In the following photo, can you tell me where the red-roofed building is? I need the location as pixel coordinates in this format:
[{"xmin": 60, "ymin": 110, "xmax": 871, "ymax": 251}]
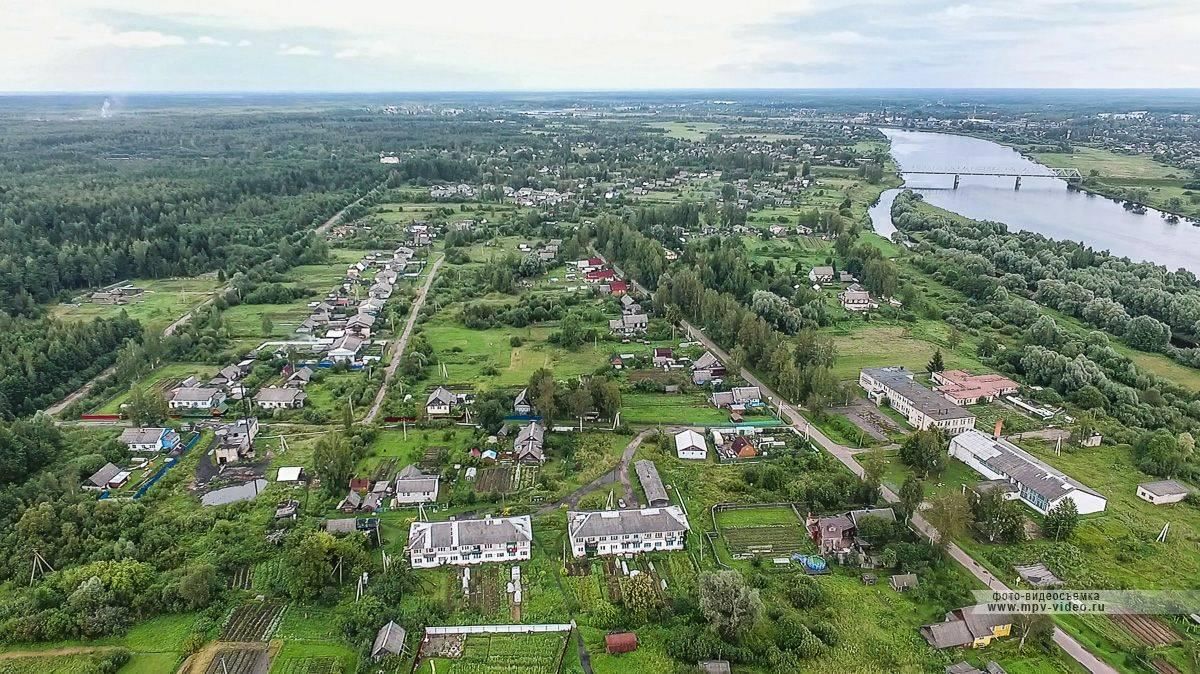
[
  {"xmin": 732, "ymin": 436, "xmax": 757, "ymax": 459},
  {"xmin": 586, "ymin": 269, "xmax": 616, "ymax": 283},
  {"xmin": 932, "ymin": 370, "xmax": 1020, "ymax": 406},
  {"xmin": 608, "ymin": 280, "xmax": 628, "ymax": 295}
]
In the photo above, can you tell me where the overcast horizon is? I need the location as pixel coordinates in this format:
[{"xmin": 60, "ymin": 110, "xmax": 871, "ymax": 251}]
[{"xmin": 2, "ymin": 0, "xmax": 1197, "ymax": 92}]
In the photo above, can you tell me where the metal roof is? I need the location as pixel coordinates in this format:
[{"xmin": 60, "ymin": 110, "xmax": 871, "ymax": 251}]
[
  {"xmin": 567, "ymin": 506, "xmax": 689, "ymax": 539},
  {"xmin": 634, "ymin": 460, "xmax": 668, "ymax": 506}
]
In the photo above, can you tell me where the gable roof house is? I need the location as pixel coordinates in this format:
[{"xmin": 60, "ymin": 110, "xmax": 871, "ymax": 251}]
[
  {"xmin": 426, "ymin": 387, "xmax": 457, "ymax": 417},
  {"xmin": 634, "ymin": 460, "xmax": 670, "ymax": 507},
  {"xmin": 674, "ymin": 429, "xmax": 708, "ymax": 460},
  {"xmin": 652, "ymin": 347, "xmax": 674, "ymax": 367},
  {"xmin": 119, "ymin": 427, "xmax": 180, "ymax": 453},
  {"xmin": 949, "ymin": 430, "xmax": 1107, "ymax": 515},
  {"xmin": 609, "ymin": 313, "xmax": 648, "ymax": 335},
  {"xmin": 407, "ymin": 515, "xmax": 533, "ymax": 568},
  {"xmin": 513, "ymin": 388, "xmax": 532, "ymax": 415},
  {"xmin": 371, "ymin": 621, "xmax": 407, "ymax": 661},
  {"xmin": 286, "ymin": 366, "xmax": 314, "ymax": 388},
  {"xmin": 328, "ymin": 335, "xmax": 365, "ymax": 363},
  {"xmin": 838, "ymin": 284, "xmax": 877, "ymax": 311},
  {"xmin": 807, "ymin": 507, "xmax": 898, "ymax": 556},
  {"xmin": 567, "ymin": 507, "xmax": 690, "ymax": 557},
  {"xmin": 394, "ymin": 465, "xmax": 439, "ymax": 505},
  {"xmin": 710, "ymin": 386, "xmax": 762, "ymax": 410},
  {"xmin": 514, "ymin": 422, "xmax": 546, "ymax": 464},
  {"xmin": 338, "ymin": 490, "xmax": 363, "ymax": 512},
  {"xmin": 255, "ymin": 387, "xmax": 307, "ymax": 410},
  {"xmin": 169, "ymin": 386, "xmax": 226, "ymax": 411},
  {"xmin": 346, "ymin": 313, "xmax": 377, "ymax": 337},
  {"xmin": 691, "ymin": 351, "xmax": 726, "ymax": 385},
  {"xmin": 84, "ymin": 463, "xmax": 123, "ymax": 491},
  {"xmin": 922, "ymin": 607, "xmax": 1013, "ymax": 649},
  {"xmin": 808, "ymin": 265, "xmax": 835, "ymax": 283},
  {"xmin": 214, "ymin": 417, "xmax": 259, "ymax": 465}
]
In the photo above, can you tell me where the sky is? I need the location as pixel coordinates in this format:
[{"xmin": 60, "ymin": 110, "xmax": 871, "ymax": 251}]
[{"xmin": 1, "ymin": 0, "xmax": 1197, "ymax": 92}]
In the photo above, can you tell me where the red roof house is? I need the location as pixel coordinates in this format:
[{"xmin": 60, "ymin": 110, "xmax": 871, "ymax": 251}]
[
  {"xmin": 732, "ymin": 436, "xmax": 757, "ymax": 459},
  {"xmin": 586, "ymin": 269, "xmax": 616, "ymax": 283}
]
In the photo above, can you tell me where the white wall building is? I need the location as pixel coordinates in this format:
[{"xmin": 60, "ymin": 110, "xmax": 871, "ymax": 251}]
[
  {"xmin": 566, "ymin": 507, "xmax": 690, "ymax": 557},
  {"xmin": 1136, "ymin": 480, "xmax": 1192, "ymax": 505},
  {"xmin": 407, "ymin": 516, "xmax": 532, "ymax": 569},
  {"xmin": 674, "ymin": 429, "xmax": 708, "ymax": 460},
  {"xmin": 859, "ymin": 367, "xmax": 975, "ymax": 435},
  {"xmin": 394, "ymin": 465, "xmax": 439, "ymax": 505},
  {"xmin": 949, "ymin": 430, "xmax": 1107, "ymax": 515}
]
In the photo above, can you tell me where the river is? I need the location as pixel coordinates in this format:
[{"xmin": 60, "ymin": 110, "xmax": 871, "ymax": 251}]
[{"xmin": 869, "ymin": 129, "xmax": 1200, "ymax": 274}]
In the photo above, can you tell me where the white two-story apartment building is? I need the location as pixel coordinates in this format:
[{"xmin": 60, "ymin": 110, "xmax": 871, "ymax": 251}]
[
  {"xmin": 566, "ymin": 507, "xmax": 690, "ymax": 558},
  {"xmin": 859, "ymin": 367, "xmax": 975, "ymax": 435},
  {"xmin": 406, "ymin": 515, "xmax": 532, "ymax": 569}
]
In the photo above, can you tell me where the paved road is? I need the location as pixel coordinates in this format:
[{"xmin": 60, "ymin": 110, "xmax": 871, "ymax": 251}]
[
  {"xmin": 362, "ymin": 256, "xmax": 444, "ymax": 424},
  {"xmin": 314, "ymin": 177, "xmax": 391, "ymax": 236},
  {"xmin": 678, "ymin": 317, "xmax": 1117, "ymax": 674}
]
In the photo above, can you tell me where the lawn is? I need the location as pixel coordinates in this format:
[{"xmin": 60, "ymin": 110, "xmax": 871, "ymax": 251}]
[
  {"xmin": 618, "ymin": 392, "xmax": 734, "ymax": 426},
  {"xmin": 1028, "ymin": 147, "xmax": 1179, "ymax": 180},
  {"xmin": 49, "ymin": 276, "xmax": 221, "ymax": 332},
  {"xmin": 269, "ymin": 640, "xmax": 358, "ymax": 674},
  {"xmin": 419, "ymin": 319, "xmax": 610, "ymax": 389},
  {"xmin": 830, "ymin": 324, "xmax": 985, "ymax": 381},
  {"xmin": 648, "ymin": 121, "xmax": 723, "ymax": 141}
]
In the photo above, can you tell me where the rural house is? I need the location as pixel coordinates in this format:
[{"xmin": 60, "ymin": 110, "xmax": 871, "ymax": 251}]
[
  {"xmin": 394, "ymin": 465, "xmax": 439, "ymax": 505},
  {"xmin": 83, "ymin": 463, "xmax": 124, "ymax": 491},
  {"xmin": 255, "ymin": 387, "xmax": 308, "ymax": 410},
  {"xmin": 807, "ymin": 507, "xmax": 897, "ymax": 555},
  {"xmin": 808, "ymin": 265, "xmax": 835, "ymax": 283},
  {"xmin": 328, "ymin": 335, "xmax": 364, "ymax": 363},
  {"xmin": 838, "ymin": 284, "xmax": 877, "ymax": 311},
  {"xmin": 513, "ymin": 388, "xmax": 532, "ymax": 415},
  {"xmin": 119, "ymin": 427, "xmax": 180, "ymax": 453},
  {"xmin": 949, "ymin": 430, "xmax": 1107, "ymax": 515},
  {"xmin": 609, "ymin": 313, "xmax": 648, "ymax": 335},
  {"xmin": 674, "ymin": 429, "xmax": 708, "ymax": 460},
  {"xmin": 426, "ymin": 387, "xmax": 457, "ymax": 417},
  {"xmin": 371, "ymin": 622, "xmax": 407, "ymax": 661},
  {"xmin": 566, "ymin": 506, "xmax": 690, "ymax": 557},
  {"xmin": 406, "ymin": 515, "xmax": 533, "ymax": 568},
  {"xmin": 710, "ymin": 386, "xmax": 762, "ymax": 410},
  {"xmin": 168, "ymin": 386, "xmax": 226, "ymax": 412},
  {"xmin": 922, "ymin": 607, "xmax": 1012, "ymax": 649},
  {"xmin": 691, "ymin": 351, "xmax": 726, "ymax": 385},
  {"xmin": 513, "ymin": 421, "xmax": 546, "ymax": 464}
]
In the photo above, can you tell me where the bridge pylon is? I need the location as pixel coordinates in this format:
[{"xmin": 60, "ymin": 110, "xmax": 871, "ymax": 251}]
[
  {"xmin": 1014, "ymin": 176, "xmax": 1021, "ymax": 190},
  {"xmin": 952, "ymin": 174, "xmax": 960, "ymax": 190}
]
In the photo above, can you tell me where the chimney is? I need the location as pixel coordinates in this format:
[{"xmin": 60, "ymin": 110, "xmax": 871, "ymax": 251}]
[{"xmin": 993, "ymin": 419, "xmax": 1004, "ymax": 439}]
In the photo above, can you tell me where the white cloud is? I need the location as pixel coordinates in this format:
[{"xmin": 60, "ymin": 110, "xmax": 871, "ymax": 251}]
[
  {"xmin": 196, "ymin": 35, "xmax": 230, "ymax": 46},
  {"xmin": 0, "ymin": 0, "xmax": 1195, "ymax": 89},
  {"xmin": 276, "ymin": 43, "xmax": 321, "ymax": 56}
]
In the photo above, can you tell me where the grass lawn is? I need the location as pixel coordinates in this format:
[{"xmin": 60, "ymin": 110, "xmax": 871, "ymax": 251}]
[
  {"xmin": 419, "ymin": 319, "xmax": 610, "ymax": 389},
  {"xmin": 361, "ymin": 427, "xmax": 477, "ymax": 472},
  {"xmin": 1029, "ymin": 147, "xmax": 1179, "ymax": 180},
  {"xmin": 618, "ymin": 392, "xmax": 734, "ymax": 426},
  {"xmin": 120, "ymin": 652, "xmax": 184, "ymax": 673},
  {"xmin": 953, "ymin": 439, "xmax": 1200, "ymax": 592},
  {"xmin": 648, "ymin": 121, "xmax": 723, "ymax": 141},
  {"xmin": 830, "ymin": 324, "xmax": 984, "ymax": 380},
  {"xmin": 1114, "ymin": 343, "xmax": 1200, "ymax": 391},
  {"xmin": 49, "ymin": 276, "xmax": 220, "ymax": 332}
]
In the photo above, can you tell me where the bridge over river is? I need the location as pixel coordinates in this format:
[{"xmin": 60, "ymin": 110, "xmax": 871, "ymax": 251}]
[{"xmin": 899, "ymin": 167, "xmax": 1082, "ymax": 190}]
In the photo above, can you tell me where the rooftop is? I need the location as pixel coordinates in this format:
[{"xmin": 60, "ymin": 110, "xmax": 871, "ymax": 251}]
[
  {"xmin": 863, "ymin": 367, "xmax": 974, "ymax": 421},
  {"xmin": 953, "ymin": 430, "xmax": 1103, "ymax": 504},
  {"xmin": 568, "ymin": 506, "xmax": 689, "ymax": 539}
]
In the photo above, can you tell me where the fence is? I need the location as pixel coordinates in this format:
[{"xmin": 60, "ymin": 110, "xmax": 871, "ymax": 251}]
[
  {"xmin": 424, "ymin": 623, "xmax": 573, "ymax": 636},
  {"xmin": 101, "ymin": 432, "xmax": 204, "ymax": 501}
]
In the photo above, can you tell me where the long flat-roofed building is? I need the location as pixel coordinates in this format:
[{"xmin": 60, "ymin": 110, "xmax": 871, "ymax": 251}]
[
  {"xmin": 567, "ymin": 507, "xmax": 690, "ymax": 557},
  {"xmin": 859, "ymin": 367, "xmax": 975, "ymax": 435},
  {"xmin": 931, "ymin": 370, "xmax": 1020, "ymax": 406},
  {"xmin": 949, "ymin": 430, "xmax": 1107, "ymax": 515},
  {"xmin": 634, "ymin": 459, "xmax": 669, "ymax": 507},
  {"xmin": 407, "ymin": 515, "xmax": 532, "ymax": 568}
]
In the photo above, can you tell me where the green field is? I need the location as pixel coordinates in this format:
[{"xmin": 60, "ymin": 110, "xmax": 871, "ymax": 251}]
[
  {"xmin": 830, "ymin": 324, "xmax": 984, "ymax": 381},
  {"xmin": 648, "ymin": 121, "xmax": 723, "ymax": 141},
  {"xmin": 1029, "ymin": 147, "xmax": 1179, "ymax": 180},
  {"xmin": 49, "ymin": 276, "xmax": 220, "ymax": 332},
  {"xmin": 414, "ymin": 632, "xmax": 567, "ymax": 674},
  {"xmin": 419, "ymin": 318, "xmax": 611, "ymax": 388},
  {"xmin": 618, "ymin": 392, "xmax": 733, "ymax": 426}
]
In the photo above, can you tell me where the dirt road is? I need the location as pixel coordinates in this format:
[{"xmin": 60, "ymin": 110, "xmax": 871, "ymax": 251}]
[{"xmin": 362, "ymin": 256, "xmax": 444, "ymax": 424}]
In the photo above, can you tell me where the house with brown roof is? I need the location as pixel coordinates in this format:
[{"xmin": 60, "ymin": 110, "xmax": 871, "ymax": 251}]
[{"xmin": 922, "ymin": 607, "xmax": 1013, "ymax": 649}]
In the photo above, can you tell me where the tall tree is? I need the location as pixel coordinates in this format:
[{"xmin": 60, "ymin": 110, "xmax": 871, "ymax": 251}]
[
  {"xmin": 899, "ymin": 476, "xmax": 924, "ymax": 522},
  {"xmin": 698, "ymin": 570, "xmax": 763, "ymax": 640},
  {"xmin": 1042, "ymin": 498, "xmax": 1079, "ymax": 541},
  {"xmin": 927, "ymin": 349, "xmax": 945, "ymax": 373},
  {"xmin": 923, "ymin": 493, "xmax": 973, "ymax": 546}
]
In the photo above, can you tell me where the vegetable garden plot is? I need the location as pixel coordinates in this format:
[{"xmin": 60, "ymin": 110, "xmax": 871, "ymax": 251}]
[
  {"xmin": 421, "ymin": 633, "xmax": 567, "ymax": 674},
  {"xmin": 714, "ymin": 505, "xmax": 812, "ymax": 557},
  {"xmin": 204, "ymin": 647, "xmax": 269, "ymax": 674},
  {"xmin": 474, "ymin": 466, "xmax": 514, "ymax": 493},
  {"xmin": 273, "ymin": 656, "xmax": 341, "ymax": 674},
  {"xmin": 1109, "ymin": 614, "xmax": 1180, "ymax": 646},
  {"xmin": 221, "ymin": 602, "xmax": 287, "ymax": 641}
]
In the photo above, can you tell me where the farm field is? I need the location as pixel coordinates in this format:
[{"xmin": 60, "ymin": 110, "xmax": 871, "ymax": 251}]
[
  {"xmin": 269, "ymin": 640, "xmax": 358, "ymax": 674},
  {"xmin": 49, "ymin": 276, "xmax": 221, "ymax": 331},
  {"xmin": 1029, "ymin": 147, "xmax": 1179, "ymax": 180},
  {"xmin": 648, "ymin": 121, "xmax": 723, "ymax": 141},
  {"xmin": 221, "ymin": 602, "xmax": 287, "ymax": 642}
]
